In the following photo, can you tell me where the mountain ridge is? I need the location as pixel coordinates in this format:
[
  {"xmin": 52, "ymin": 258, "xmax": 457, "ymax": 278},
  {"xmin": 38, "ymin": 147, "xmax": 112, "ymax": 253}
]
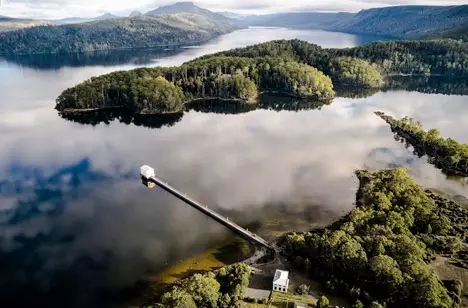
[
  {"xmin": 52, "ymin": 12, "xmax": 120, "ymax": 24},
  {"xmin": 0, "ymin": 3, "xmax": 240, "ymax": 55},
  {"xmin": 240, "ymin": 4, "xmax": 468, "ymax": 39}
]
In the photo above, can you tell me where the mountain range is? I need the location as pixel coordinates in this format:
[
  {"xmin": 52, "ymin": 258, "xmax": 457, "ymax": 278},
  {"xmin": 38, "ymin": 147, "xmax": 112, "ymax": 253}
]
[{"xmin": 52, "ymin": 13, "xmax": 120, "ymax": 24}]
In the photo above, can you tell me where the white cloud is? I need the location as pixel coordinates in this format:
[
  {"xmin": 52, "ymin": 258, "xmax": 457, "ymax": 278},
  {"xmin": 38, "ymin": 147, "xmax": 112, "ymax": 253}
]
[{"xmin": 0, "ymin": 0, "xmax": 466, "ymax": 19}]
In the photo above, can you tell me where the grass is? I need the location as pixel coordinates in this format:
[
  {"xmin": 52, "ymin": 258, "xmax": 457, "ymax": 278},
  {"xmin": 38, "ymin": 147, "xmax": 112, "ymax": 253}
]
[
  {"xmin": 431, "ymin": 255, "xmax": 468, "ymax": 307},
  {"xmin": 272, "ymin": 291, "xmax": 316, "ymax": 305},
  {"xmin": 151, "ymin": 237, "xmax": 251, "ymax": 286},
  {"xmin": 240, "ymin": 292, "xmax": 316, "ymax": 308}
]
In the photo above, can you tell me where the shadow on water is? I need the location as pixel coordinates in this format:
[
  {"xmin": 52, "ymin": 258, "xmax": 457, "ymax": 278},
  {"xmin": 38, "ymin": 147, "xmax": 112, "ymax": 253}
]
[
  {"xmin": 59, "ymin": 108, "xmax": 184, "ymax": 129},
  {"xmin": 59, "ymin": 94, "xmax": 332, "ymax": 128},
  {"xmin": 58, "ymin": 76, "xmax": 468, "ymax": 129},
  {"xmin": 336, "ymin": 76, "xmax": 468, "ymax": 99},
  {"xmin": 0, "ymin": 48, "xmax": 182, "ymax": 70}
]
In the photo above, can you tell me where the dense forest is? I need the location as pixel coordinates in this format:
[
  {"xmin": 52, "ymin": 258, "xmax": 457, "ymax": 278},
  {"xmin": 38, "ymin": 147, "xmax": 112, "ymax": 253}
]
[
  {"xmin": 154, "ymin": 263, "xmax": 252, "ymax": 307},
  {"xmin": 200, "ymin": 39, "xmax": 468, "ymax": 77},
  {"xmin": 376, "ymin": 112, "xmax": 468, "ymax": 177},
  {"xmin": 284, "ymin": 168, "xmax": 466, "ymax": 308},
  {"xmin": 56, "ymin": 56, "xmax": 335, "ymax": 113},
  {"xmin": 0, "ymin": 13, "xmax": 238, "ymax": 55}
]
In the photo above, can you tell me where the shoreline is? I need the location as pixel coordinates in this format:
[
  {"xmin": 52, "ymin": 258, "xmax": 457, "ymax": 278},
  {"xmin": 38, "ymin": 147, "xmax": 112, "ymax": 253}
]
[{"xmin": 57, "ymin": 91, "xmax": 328, "ymax": 115}]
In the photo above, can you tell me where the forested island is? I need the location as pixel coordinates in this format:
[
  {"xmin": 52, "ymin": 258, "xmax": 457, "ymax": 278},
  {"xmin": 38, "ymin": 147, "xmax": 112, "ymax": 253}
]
[
  {"xmin": 56, "ymin": 39, "xmax": 468, "ymax": 115},
  {"xmin": 376, "ymin": 112, "xmax": 468, "ymax": 177},
  {"xmin": 56, "ymin": 55, "xmax": 335, "ymax": 114},
  {"xmin": 284, "ymin": 168, "xmax": 468, "ymax": 308}
]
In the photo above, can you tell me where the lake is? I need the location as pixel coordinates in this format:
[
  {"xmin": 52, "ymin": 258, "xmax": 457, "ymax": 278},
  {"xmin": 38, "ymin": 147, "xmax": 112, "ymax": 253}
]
[{"xmin": 0, "ymin": 28, "xmax": 467, "ymax": 307}]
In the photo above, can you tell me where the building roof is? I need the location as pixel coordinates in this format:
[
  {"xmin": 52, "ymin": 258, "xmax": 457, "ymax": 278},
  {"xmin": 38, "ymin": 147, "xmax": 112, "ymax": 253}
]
[
  {"xmin": 294, "ymin": 303, "xmax": 308, "ymax": 308},
  {"xmin": 273, "ymin": 269, "xmax": 289, "ymax": 286}
]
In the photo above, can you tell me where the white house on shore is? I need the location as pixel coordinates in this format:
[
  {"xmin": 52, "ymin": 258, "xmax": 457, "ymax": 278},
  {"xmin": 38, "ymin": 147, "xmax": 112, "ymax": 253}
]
[{"xmin": 272, "ymin": 269, "xmax": 289, "ymax": 293}]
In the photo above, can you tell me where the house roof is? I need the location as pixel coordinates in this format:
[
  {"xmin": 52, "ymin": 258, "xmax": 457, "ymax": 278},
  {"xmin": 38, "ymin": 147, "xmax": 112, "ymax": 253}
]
[{"xmin": 273, "ymin": 269, "xmax": 289, "ymax": 286}]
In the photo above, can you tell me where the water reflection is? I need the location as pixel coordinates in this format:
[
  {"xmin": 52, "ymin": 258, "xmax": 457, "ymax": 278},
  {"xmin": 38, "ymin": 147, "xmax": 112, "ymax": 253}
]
[
  {"xmin": 59, "ymin": 109, "xmax": 184, "ymax": 129},
  {"xmin": 58, "ymin": 95, "xmax": 332, "ymax": 129},
  {"xmin": 336, "ymin": 76, "xmax": 468, "ymax": 99},
  {"xmin": 386, "ymin": 76, "xmax": 468, "ymax": 96},
  {"xmin": 57, "ymin": 77, "xmax": 468, "ymax": 130},
  {"xmin": 0, "ymin": 48, "xmax": 181, "ymax": 70}
]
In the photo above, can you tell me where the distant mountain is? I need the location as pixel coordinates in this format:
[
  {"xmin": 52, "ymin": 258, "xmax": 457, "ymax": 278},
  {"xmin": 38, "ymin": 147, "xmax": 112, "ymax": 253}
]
[
  {"xmin": 242, "ymin": 5, "xmax": 468, "ymax": 39},
  {"xmin": 145, "ymin": 1, "xmax": 234, "ymax": 24},
  {"xmin": 53, "ymin": 13, "xmax": 120, "ymax": 24},
  {"xmin": 0, "ymin": 16, "xmax": 52, "ymax": 33},
  {"xmin": 333, "ymin": 5, "xmax": 468, "ymax": 39},
  {"xmin": 242, "ymin": 12, "xmax": 353, "ymax": 29},
  {"xmin": 146, "ymin": 2, "xmax": 206, "ymax": 15},
  {"xmin": 129, "ymin": 11, "xmax": 143, "ymax": 17},
  {"xmin": 0, "ymin": 4, "xmax": 240, "ymax": 55},
  {"xmin": 213, "ymin": 11, "xmax": 249, "ymax": 19}
]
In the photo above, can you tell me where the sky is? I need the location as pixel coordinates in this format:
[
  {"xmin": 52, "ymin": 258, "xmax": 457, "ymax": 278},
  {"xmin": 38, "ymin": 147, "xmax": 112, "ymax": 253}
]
[{"xmin": 0, "ymin": 0, "xmax": 466, "ymax": 19}]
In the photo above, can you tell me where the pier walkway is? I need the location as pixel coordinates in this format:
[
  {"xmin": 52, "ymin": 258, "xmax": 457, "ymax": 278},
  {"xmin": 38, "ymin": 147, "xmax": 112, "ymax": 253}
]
[{"xmin": 143, "ymin": 172, "xmax": 271, "ymax": 249}]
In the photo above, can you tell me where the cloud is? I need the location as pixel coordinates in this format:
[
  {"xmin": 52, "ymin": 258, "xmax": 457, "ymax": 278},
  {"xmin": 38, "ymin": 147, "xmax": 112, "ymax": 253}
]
[{"xmin": 0, "ymin": 0, "xmax": 466, "ymax": 18}]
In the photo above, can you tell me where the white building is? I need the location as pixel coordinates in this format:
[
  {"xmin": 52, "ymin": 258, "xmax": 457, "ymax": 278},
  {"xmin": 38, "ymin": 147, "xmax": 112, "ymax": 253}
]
[
  {"xmin": 272, "ymin": 269, "xmax": 289, "ymax": 293},
  {"xmin": 140, "ymin": 165, "xmax": 155, "ymax": 179},
  {"xmin": 294, "ymin": 303, "xmax": 308, "ymax": 308}
]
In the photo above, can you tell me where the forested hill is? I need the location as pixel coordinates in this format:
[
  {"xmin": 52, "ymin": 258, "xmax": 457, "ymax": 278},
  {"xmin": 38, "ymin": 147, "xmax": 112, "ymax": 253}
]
[
  {"xmin": 334, "ymin": 5, "xmax": 468, "ymax": 39},
  {"xmin": 242, "ymin": 5, "xmax": 468, "ymax": 39},
  {"xmin": 0, "ymin": 4, "xmax": 239, "ymax": 55},
  {"xmin": 197, "ymin": 39, "xmax": 468, "ymax": 77},
  {"xmin": 0, "ymin": 16, "xmax": 52, "ymax": 33},
  {"xmin": 241, "ymin": 12, "xmax": 353, "ymax": 29}
]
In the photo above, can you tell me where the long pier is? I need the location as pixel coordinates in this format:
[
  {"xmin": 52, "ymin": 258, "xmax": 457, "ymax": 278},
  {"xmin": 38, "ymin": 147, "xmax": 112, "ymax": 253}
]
[{"xmin": 141, "ymin": 168, "xmax": 271, "ymax": 248}]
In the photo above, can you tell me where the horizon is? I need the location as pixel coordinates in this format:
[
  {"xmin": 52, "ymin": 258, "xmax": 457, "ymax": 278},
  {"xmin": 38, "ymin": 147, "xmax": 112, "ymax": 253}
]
[{"xmin": 0, "ymin": 0, "xmax": 467, "ymax": 20}]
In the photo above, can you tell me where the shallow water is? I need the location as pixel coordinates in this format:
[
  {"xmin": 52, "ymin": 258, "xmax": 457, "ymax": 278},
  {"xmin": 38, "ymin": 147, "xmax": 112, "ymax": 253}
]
[{"xmin": 0, "ymin": 28, "xmax": 467, "ymax": 307}]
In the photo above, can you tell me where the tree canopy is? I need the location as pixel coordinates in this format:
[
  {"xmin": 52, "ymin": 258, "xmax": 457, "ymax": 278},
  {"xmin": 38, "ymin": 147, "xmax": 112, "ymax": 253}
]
[
  {"xmin": 157, "ymin": 263, "xmax": 251, "ymax": 308},
  {"xmin": 284, "ymin": 168, "xmax": 459, "ymax": 307}
]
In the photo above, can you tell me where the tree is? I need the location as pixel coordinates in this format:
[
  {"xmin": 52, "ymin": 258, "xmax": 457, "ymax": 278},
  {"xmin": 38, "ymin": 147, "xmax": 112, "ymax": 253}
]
[
  {"xmin": 297, "ymin": 284, "xmax": 310, "ymax": 295},
  {"xmin": 369, "ymin": 302, "xmax": 384, "ymax": 308},
  {"xmin": 181, "ymin": 273, "xmax": 221, "ymax": 308},
  {"xmin": 161, "ymin": 287, "xmax": 197, "ymax": 308},
  {"xmin": 317, "ymin": 295, "xmax": 330, "ymax": 308},
  {"xmin": 352, "ymin": 300, "xmax": 364, "ymax": 308}
]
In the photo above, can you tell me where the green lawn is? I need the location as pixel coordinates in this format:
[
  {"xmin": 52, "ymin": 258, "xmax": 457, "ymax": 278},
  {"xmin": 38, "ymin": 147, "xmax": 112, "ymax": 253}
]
[{"xmin": 241, "ymin": 292, "xmax": 316, "ymax": 308}]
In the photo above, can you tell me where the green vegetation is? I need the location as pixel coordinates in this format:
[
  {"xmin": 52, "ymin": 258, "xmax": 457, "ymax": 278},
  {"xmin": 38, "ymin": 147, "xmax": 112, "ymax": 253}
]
[
  {"xmin": 284, "ymin": 168, "xmax": 466, "ymax": 308},
  {"xmin": 376, "ymin": 112, "xmax": 468, "ymax": 176},
  {"xmin": 156, "ymin": 263, "xmax": 251, "ymax": 307},
  {"xmin": 0, "ymin": 11, "xmax": 238, "ymax": 55},
  {"xmin": 331, "ymin": 57, "xmax": 383, "ymax": 88},
  {"xmin": 317, "ymin": 295, "xmax": 330, "ymax": 308},
  {"xmin": 296, "ymin": 284, "xmax": 310, "ymax": 295},
  {"xmin": 56, "ymin": 55, "xmax": 335, "ymax": 114},
  {"xmin": 202, "ymin": 39, "xmax": 468, "ymax": 77},
  {"xmin": 57, "ymin": 38, "xmax": 468, "ymax": 114}
]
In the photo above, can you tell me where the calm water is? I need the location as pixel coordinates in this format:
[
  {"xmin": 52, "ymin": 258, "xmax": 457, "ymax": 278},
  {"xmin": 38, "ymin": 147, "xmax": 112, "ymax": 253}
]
[{"xmin": 0, "ymin": 28, "xmax": 467, "ymax": 307}]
